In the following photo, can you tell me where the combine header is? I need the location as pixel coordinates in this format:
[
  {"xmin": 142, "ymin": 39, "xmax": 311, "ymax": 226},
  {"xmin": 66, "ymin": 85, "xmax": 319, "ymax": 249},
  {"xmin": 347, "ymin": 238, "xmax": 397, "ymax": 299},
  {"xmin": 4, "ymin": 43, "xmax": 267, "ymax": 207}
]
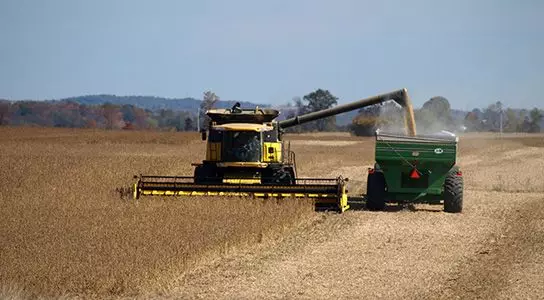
[
  {"xmin": 133, "ymin": 89, "xmax": 418, "ymax": 212},
  {"xmin": 134, "ymin": 175, "xmax": 348, "ymax": 210}
]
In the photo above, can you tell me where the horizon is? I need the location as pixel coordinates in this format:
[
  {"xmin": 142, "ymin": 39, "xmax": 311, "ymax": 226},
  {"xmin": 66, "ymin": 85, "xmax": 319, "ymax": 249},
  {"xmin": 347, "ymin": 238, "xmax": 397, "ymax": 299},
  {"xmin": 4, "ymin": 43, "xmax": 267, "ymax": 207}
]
[
  {"xmin": 3, "ymin": 93, "xmax": 541, "ymax": 112},
  {"xmin": 1, "ymin": 0, "xmax": 543, "ymax": 110}
]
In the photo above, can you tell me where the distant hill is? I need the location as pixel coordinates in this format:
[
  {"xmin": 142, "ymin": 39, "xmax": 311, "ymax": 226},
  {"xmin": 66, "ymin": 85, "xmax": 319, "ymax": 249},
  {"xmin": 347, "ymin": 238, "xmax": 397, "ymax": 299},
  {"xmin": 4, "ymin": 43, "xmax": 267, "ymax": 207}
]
[{"xmin": 55, "ymin": 95, "xmax": 269, "ymax": 114}]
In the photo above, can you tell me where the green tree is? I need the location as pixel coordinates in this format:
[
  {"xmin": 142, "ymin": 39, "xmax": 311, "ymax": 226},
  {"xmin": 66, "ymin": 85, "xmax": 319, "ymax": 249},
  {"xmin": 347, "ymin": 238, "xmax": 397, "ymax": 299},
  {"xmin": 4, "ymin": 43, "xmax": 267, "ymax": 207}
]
[
  {"xmin": 482, "ymin": 101, "xmax": 503, "ymax": 131},
  {"xmin": 423, "ymin": 96, "xmax": 451, "ymax": 117},
  {"xmin": 504, "ymin": 108, "xmax": 520, "ymax": 132},
  {"xmin": 529, "ymin": 108, "xmax": 543, "ymax": 133},
  {"xmin": 301, "ymin": 89, "xmax": 338, "ymax": 131},
  {"xmin": 121, "ymin": 104, "xmax": 136, "ymax": 123},
  {"xmin": 416, "ymin": 96, "xmax": 453, "ymax": 133}
]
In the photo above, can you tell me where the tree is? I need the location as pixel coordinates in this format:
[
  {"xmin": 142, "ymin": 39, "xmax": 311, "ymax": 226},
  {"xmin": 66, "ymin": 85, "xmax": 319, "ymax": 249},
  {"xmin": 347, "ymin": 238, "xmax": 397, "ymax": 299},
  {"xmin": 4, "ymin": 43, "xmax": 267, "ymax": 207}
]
[
  {"xmin": 132, "ymin": 107, "xmax": 149, "ymax": 129},
  {"xmin": 284, "ymin": 96, "xmax": 311, "ymax": 133},
  {"xmin": 121, "ymin": 104, "xmax": 136, "ymax": 123},
  {"xmin": 529, "ymin": 108, "xmax": 543, "ymax": 133},
  {"xmin": 184, "ymin": 117, "xmax": 194, "ymax": 131},
  {"xmin": 351, "ymin": 105, "xmax": 381, "ymax": 136},
  {"xmin": 418, "ymin": 96, "xmax": 453, "ymax": 132},
  {"xmin": 101, "ymin": 103, "xmax": 122, "ymax": 129},
  {"xmin": 200, "ymin": 91, "xmax": 219, "ymax": 131},
  {"xmin": 464, "ymin": 109, "xmax": 481, "ymax": 132},
  {"xmin": 504, "ymin": 108, "xmax": 520, "ymax": 133},
  {"xmin": 301, "ymin": 89, "xmax": 338, "ymax": 131},
  {"xmin": 422, "ymin": 96, "xmax": 451, "ymax": 118},
  {"xmin": 482, "ymin": 101, "xmax": 503, "ymax": 132},
  {"xmin": 86, "ymin": 119, "xmax": 97, "ymax": 129},
  {"xmin": 350, "ymin": 101, "xmax": 405, "ymax": 136},
  {"xmin": 0, "ymin": 101, "xmax": 9, "ymax": 125}
]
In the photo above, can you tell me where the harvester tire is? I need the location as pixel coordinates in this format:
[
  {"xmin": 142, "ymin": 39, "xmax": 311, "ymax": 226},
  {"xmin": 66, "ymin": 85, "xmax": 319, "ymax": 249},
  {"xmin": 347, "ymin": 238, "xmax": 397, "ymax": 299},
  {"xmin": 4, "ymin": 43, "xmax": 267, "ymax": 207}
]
[
  {"xmin": 276, "ymin": 166, "xmax": 295, "ymax": 185},
  {"xmin": 194, "ymin": 165, "xmax": 219, "ymax": 184},
  {"xmin": 366, "ymin": 171, "xmax": 386, "ymax": 211},
  {"xmin": 444, "ymin": 168, "xmax": 463, "ymax": 213},
  {"xmin": 263, "ymin": 165, "xmax": 295, "ymax": 185}
]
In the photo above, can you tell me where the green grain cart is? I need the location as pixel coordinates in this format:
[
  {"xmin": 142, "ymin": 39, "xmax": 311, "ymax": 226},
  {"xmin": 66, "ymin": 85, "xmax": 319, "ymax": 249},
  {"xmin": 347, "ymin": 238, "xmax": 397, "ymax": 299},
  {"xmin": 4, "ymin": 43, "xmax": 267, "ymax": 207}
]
[{"xmin": 366, "ymin": 130, "xmax": 463, "ymax": 213}]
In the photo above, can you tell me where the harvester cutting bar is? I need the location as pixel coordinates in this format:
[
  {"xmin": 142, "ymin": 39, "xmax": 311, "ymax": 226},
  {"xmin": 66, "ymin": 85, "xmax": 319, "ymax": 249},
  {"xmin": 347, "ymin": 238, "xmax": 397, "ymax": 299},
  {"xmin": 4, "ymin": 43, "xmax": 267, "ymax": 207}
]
[{"xmin": 133, "ymin": 175, "xmax": 349, "ymax": 212}]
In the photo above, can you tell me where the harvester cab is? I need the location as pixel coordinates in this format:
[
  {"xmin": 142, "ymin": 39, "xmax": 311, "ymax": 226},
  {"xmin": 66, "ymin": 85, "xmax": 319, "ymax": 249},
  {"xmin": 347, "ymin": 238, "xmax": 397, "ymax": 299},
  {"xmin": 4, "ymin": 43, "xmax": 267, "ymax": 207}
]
[{"xmin": 195, "ymin": 103, "xmax": 296, "ymax": 185}]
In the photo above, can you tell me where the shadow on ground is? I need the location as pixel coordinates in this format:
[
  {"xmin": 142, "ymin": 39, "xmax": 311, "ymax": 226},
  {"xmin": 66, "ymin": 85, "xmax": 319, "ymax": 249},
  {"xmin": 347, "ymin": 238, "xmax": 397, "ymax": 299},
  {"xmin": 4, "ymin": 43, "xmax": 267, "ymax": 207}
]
[{"xmin": 347, "ymin": 196, "xmax": 443, "ymax": 213}]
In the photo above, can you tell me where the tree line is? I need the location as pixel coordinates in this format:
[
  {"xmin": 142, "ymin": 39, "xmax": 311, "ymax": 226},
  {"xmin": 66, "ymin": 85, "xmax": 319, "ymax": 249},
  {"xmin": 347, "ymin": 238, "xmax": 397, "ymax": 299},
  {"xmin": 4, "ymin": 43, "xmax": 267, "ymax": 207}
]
[
  {"xmin": 1, "ymin": 90, "xmax": 542, "ymax": 134},
  {"xmin": 281, "ymin": 90, "xmax": 543, "ymax": 135},
  {"xmin": 0, "ymin": 99, "xmax": 197, "ymax": 131}
]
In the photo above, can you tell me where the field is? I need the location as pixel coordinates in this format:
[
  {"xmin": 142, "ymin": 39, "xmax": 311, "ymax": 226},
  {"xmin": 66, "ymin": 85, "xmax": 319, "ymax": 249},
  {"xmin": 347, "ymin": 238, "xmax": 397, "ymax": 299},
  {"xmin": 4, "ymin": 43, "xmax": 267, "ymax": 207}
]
[{"xmin": 1, "ymin": 128, "xmax": 544, "ymax": 299}]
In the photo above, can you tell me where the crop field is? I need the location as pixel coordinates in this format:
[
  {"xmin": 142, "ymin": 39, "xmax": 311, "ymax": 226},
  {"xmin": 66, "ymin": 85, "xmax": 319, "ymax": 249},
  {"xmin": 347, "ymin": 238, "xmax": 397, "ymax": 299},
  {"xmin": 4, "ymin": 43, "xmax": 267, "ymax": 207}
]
[{"xmin": 1, "ymin": 127, "xmax": 544, "ymax": 299}]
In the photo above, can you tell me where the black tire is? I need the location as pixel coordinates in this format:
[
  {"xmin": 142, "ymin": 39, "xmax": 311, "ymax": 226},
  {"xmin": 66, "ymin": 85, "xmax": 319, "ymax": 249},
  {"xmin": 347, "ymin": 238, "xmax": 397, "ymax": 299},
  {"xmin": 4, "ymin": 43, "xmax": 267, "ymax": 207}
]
[
  {"xmin": 366, "ymin": 171, "xmax": 386, "ymax": 211},
  {"xmin": 194, "ymin": 164, "xmax": 219, "ymax": 184},
  {"xmin": 444, "ymin": 168, "xmax": 463, "ymax": 213},
  {"xmin": 263, "ymin": 165, "xmax": 295, "ymax": 185},
  {"xmin": 277, "ymin": 166, "xmax": 295, "ymax": 185}
]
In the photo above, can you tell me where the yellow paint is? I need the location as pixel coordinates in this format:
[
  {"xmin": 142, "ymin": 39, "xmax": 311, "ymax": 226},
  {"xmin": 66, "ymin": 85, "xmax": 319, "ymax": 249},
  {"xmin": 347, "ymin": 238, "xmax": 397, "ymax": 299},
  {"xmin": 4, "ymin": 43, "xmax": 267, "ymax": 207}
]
[
  {"xmin": 206, "ymin": 142, "xmax": 221, "ymax": 161},
  {"xmin": 263, "ymin": 142, "xmax": 282, "ymax": 162},
  {"xmin": 223, "ymin": 178, "xmax": 261, "ymax": 184},
  {"xmin": 136, "ymin": 178, "xmax": 351, "ymax": 212},
  {"xmin": 339, "ymin": 184, "xmax": 350, "ymax": 212},
  {"xmin": 400, "ymin": 89, "xmax": 417, "ymax": 136},
  {"xmin": 217, "ymin": 162, "xmax": 268, "ymax": 168},
  {"xmin": 133, "ymin": 183, "xmax": 139, "ymax": 199},
  {"xmin": 213, "ymin": 123, "xmax": 273, "ymax": 132},
  {"xmin": 139, "ymin": 189, "xmax": 343, "ymax": 200}
]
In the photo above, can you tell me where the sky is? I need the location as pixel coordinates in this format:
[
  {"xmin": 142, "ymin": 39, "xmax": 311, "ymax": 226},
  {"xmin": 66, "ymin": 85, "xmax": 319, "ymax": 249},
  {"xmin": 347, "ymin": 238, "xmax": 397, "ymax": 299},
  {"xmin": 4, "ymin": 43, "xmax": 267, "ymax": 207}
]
[{"xmin": 1, "ymin": 0, "xmax": 543, "ymax": 109}]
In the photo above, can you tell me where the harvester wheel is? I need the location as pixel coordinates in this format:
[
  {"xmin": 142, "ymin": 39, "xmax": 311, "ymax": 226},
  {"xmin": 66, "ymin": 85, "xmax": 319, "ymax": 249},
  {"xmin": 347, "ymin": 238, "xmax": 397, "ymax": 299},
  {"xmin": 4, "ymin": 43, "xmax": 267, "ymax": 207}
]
[
  {"xmin": 194, "ymin": 164, "xmax": 219, "ymax": 184},
  {"xmin": 366, "ymin": 171, "xmax": 386, "ymax": 211},
  {"xmin": 263, "ymin": 165, "xmax": 295, "ymax": 185},
  {"xmin": 277, "ymin": 166, "xmax": 295, "ymax": 185},
  {"xmin": 444, "ymin": 168, "xmax": 463, "ymax": 213}
]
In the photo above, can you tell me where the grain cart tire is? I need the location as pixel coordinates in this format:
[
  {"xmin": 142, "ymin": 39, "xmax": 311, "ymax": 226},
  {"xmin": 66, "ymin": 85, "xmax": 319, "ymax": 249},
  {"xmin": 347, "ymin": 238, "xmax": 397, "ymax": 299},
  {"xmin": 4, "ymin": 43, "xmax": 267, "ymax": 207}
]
[
  {"xmin": 366, "ymin": 171, "xmax": 386, "ymax": 211},
  {"xmin": 444, "ymin": 169, "xmax": 463, "ymax": 213}
]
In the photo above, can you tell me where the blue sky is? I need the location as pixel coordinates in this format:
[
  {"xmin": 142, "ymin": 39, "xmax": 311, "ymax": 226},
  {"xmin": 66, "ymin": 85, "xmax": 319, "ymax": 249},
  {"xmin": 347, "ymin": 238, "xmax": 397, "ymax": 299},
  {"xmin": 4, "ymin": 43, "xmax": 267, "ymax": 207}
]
[{"xmin": 1, "ymin": 0, "xmax": 542, "ymax": 109}]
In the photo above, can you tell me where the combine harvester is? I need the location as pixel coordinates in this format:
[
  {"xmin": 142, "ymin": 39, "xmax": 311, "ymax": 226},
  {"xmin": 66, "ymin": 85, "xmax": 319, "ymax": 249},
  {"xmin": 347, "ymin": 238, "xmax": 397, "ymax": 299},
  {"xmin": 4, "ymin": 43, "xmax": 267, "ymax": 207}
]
[{"xmin": 133, "ymin": 88, "xmax": 463, "ymax": 213}]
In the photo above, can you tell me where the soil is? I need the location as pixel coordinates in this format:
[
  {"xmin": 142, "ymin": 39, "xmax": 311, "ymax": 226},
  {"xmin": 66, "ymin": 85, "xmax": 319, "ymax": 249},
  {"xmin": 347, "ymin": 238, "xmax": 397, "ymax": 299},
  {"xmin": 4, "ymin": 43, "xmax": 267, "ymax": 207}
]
[{"xmin": 157, "ymin": 134, "xmax": 544, "ymax": 300}]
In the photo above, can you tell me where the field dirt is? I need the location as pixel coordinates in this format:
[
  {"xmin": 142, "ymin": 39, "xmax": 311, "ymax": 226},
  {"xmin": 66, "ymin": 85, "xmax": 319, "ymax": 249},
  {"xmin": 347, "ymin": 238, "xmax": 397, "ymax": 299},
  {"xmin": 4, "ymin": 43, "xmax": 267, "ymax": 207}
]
[
  {"xmin": 1, "ymin": 128, "xmax": 544, "ymax": 299},
  {"xmin": 161, "ymin": 132, "xmax": 544, "ymax": 300}
]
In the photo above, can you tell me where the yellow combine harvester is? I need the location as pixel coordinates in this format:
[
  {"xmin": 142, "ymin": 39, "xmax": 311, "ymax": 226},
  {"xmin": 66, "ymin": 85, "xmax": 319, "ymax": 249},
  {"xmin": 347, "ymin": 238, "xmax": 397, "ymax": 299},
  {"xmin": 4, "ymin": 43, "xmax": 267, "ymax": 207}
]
[{"xmin": 133, "ymin": 88, "xmax": 417, "ymax": 212}]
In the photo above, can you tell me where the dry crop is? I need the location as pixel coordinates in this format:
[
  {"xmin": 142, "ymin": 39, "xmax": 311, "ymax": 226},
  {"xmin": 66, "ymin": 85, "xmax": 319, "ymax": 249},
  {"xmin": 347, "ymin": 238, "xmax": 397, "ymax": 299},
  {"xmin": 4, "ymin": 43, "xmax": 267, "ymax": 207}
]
[
  {"xmin": 0, "ymin": 128, "xmax": 314, "ymax": 298},
  {"xmin": 2, "ymin": 128, "xmax": 542, "ymax": 299}
]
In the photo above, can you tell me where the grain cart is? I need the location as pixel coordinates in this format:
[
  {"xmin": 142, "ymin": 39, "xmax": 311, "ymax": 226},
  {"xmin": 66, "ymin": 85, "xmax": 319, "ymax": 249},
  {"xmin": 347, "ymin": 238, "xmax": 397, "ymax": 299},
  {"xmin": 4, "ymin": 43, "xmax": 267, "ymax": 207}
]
[{"xmin": 366, "ymin": 130, "xmax": 463, "ymax": 213}]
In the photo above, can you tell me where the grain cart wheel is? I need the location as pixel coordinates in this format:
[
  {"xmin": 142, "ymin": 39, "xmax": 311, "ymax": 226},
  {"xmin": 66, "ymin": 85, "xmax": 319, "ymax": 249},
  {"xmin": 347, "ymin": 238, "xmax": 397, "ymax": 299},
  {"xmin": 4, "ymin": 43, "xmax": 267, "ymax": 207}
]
[
  {"xmin": 444, "ymin": 168, "xmax": 463, "ymax": 213},
  {"xmin": 366, "ymin": 171, "xmax": 386, "ymax": 211}
]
